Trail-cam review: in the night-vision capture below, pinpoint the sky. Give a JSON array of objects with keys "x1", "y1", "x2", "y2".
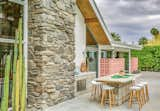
[{"x1": 95, "y1": 0, "x2": 160, "y2": 44}]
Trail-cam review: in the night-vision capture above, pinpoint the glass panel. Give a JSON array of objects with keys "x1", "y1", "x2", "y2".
[
  {"x1": 0, "y1": 43, "x2": 14, "y2": 103},
  {"x1": 101, "y1": 51, "x2": 112, "y2": 58},
  {"x1": 0, "y1": 2, "x2": 22, "y2": 39},
  {"x1": 123, "y1": 52, "x2": 129, "y2": 71},
  {"x1": 87, "y1": 51, "x2": 97, "y2": 72},
  {"x1": 107, "y1": 51, "x2": 112, "y2": 58},
  {"x1": 101, "y1": 51, "x2": 107, "y2": 58}
]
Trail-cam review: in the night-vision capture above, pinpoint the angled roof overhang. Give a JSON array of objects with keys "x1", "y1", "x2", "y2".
[
  {"x1": 77, "y1": 0, "x2": 142, "y2": 50},
  {"x1": 89, "y1": 0, "x2": 142, "y2": 50},
  {"x1": 76, "y1": 0, "x2": 110, "y2": 45}
]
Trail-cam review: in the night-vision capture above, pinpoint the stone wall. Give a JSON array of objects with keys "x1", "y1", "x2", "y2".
[{"x1": 28, "y1": 0, "x2": 76, "y2": 110}]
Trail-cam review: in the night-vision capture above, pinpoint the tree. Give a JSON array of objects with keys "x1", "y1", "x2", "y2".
[
  {"x1": 111, "y1": 32, "x2": 121, "y2": 41},
  {"x1": 150, "y1": 28, "x2": 160, "y2": 40},
  {"x1": 150, "y1": 28, "x2": 159, "y2": 36},
  {"x1": 138, "y1": 37, "x2": 148, "y2": 45}
]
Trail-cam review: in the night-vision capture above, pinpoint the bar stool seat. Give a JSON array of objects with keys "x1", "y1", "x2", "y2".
[
  {"x1": 137, "y1": 84, "x2": 145, "y2": 87},
  {"x1": 102, "y1": 85, "x2": 114, "y2": 90},
  {"x1": 129, "y1": 86, "x2": 141, "y2": 90},
  {"x1": 140, "y1": 82, "x2": 148, "y2": 85},
  {"x1": 91, "y1": 80, "x2": 101, "y2": 85}
]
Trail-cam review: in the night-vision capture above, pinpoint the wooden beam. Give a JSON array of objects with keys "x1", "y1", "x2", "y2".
[
  {"x1": 86, "y1": 27, "x2": 97, "y2": 45},
  {"x1": 86, "y1": 22, "x2": 110, "y2": 45},
  {"x1": 0, "y1": 38, "x2": 16, "y2": 44},
  {"x1": 0, "y1": 38, "x2": 24, "y2": 44},
  {"x1": 0, "y1": 0, "x2": 24, "y2": 5},
  {"x1": 76, "y1": 0, "x2": 97, "y2": 19},
  {"x1": 8, "y1": 0, "x2": 24, "y2": 5},
  {"x1": 85, "y1": 18, "x2": 98, "y2": 23}
]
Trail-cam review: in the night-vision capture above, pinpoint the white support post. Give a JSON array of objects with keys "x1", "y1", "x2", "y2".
[
  {"x1": 112, "y1": 50, "x2": 115, "y2": 58},
  {"x1": 129, "y1": 49, "x2": 131, "y2": 73},
  {"x1": 98, "y1": 45, "x2": 101, "y2": 77},
  {"x1": 23, "y1": 0, "x2": 28, "y2": 96}
]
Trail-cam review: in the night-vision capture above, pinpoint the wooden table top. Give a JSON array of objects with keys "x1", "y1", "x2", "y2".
[{"x1": 96, "y1": 73, "x2": 141, "y2": 84}]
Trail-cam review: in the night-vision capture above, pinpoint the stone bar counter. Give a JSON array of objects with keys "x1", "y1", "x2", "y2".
[{"x1": 97, "y1": 74, "x2": 141, "y2": 105}]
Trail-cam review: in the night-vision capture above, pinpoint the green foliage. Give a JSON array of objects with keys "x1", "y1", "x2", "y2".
[
  {"x1": 138, "y1": 37, "x2": 148, "y2": 45},
  {"x1": 150, "y1": 28, "x2": 159, "y2": 36},
  {"x1": 0, "y1": 55, "x2": 11, "y2": 111},
  {"x1": 111, "y1": 32, "x2": 121, "y2": 41},
  {"x1": 132, "y1": 46, "x2": 160, "y2": 71}
]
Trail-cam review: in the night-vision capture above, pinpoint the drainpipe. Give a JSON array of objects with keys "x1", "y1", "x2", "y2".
[{"x1": 23, "y1": 0, "x2": 28, "y2": 97}]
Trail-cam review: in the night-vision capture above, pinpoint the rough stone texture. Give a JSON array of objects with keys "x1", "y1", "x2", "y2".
[{"x1": 28, "y1": 0, "x2": 76, "y2": 110}]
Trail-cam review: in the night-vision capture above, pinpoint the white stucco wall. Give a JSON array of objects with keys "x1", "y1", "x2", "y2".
[{"x1": 74, "y1": 6, "x2": 86, "y2": 68}]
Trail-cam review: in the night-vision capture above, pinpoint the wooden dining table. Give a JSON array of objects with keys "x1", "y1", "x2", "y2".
[{"x1": 96, "y1": 73, "x2": 141, "y2": 105}]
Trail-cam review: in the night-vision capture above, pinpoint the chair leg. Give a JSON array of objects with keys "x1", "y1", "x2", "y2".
[
  {"x1": 136, "y1": 91, "x2": 142, "y2": 111},
  {"x1": 140, "y1": 89, "x2": 144, "y2": 106},
  {"x1": 90, "y1": 85, "x2": 94, "y2": 100},
  {"x1": 128, "y1": 91, "x2": 133, "y2": 108},
  {"x1": 101, "y1": 90, "x2": 106, "y2": 106},
  {"x1": 111, "y1": 90, "x2": 113, "y2": 105},
  {"x1": 95, "y1": 86, "x2": 97, "y2": 100},
  {"x1": 142, "y1": 88, "x2": 146, "y2": 104},
  {"x1": 98, "y1": 85, "x2": 102, "y2": 101},
  {"x1": 109, "y1": 90, "x2": 112, "y2": 110},
  {"x1": 145, "y1": 85, "x2": 149, "y2": 101}
]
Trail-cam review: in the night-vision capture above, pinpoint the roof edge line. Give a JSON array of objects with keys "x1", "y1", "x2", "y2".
[
  {"x1": 89, "y1": 0, "x2": 114, "y2": 45},
  {"x1": 112, "y1": 43, "x2": 143, "y2": 50}
]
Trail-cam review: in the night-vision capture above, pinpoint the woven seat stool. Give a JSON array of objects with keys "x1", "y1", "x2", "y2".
[
  {"x1": 101, "y1": 85, "x2": 115, "y2": 110},
  {"x1": 90, "y1": 80, "x2": 102, "y2": 101},
  {"x1": 136, "y1": 84, "x2": 146, "y2": 105},
  {"x1": 128, "y1": 86, "x2": 142, "y2": 111},
  {"x1": 140, "y1": 82, "x2": 149, "y2": 102}
]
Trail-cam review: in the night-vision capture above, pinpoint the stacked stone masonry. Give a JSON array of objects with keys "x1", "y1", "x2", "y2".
[{"x1": 28, "y1": 0, "x2": 76, "y2": 110}]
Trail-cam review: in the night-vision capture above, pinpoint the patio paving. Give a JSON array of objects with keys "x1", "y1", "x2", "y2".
[{"x1": 47, "y1": 72, "x2": 160, "y2": 111}]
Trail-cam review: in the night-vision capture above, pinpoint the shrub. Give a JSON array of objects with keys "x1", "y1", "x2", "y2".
[{"x1": 132, "y1": 46, "x2": 160, "y2": 71}]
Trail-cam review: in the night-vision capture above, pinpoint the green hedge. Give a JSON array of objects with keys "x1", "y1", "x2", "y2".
[{"x1": 132, "y1": 46, "x2": 160, "y2": 71}]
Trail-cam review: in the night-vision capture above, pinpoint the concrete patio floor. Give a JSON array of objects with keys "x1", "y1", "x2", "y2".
[{"x1": 47, "y1": 72, "x2": 160, "y2": 111}]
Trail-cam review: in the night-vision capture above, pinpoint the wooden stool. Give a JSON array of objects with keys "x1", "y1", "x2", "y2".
[
  {"x1": 90, "y1": 80, "x2": 102, "y2": 101},
  {"x1": 140, "y1": 82, "x2": 149, "y2": 101},
  {"x1": 101, "y1": 85, "x2": 115, "y2": 110},
  {"x1": 136, "y1": 84, "x2": 146, "y2": 105},
  {"x1": 128, "y1": 86, "x2": 142, "y2": 111}
]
